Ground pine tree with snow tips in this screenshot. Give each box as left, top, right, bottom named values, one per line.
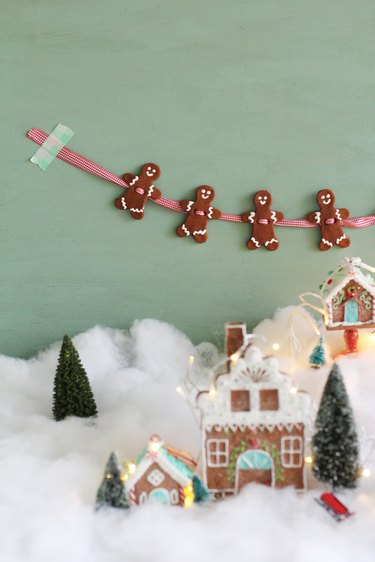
left=312, top=363, right=359, bottom=489
left=52, top=335, right=98, bottom=421
left=96, top=452, right=130, bottom=510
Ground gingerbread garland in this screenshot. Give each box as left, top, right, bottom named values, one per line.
left=27, top=128, right=375, bottom=252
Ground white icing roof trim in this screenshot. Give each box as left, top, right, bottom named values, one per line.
left=126, top=450, right=192, bottom=492
left=197, top=345, right=311, bottom=426
left=321, top=257, right=375, bottom=303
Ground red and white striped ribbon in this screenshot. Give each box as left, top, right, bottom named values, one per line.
left=27, top=128, right=375, bottom=229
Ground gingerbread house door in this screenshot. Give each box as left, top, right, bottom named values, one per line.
left=149, top=488, right=170, bottom=504
left=344, top=299, right=359, bottom=323
left=235, top=450, right=274, bottom=492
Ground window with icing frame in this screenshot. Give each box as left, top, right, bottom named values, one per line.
left=259, top=389, right=279, bottom=411
left=231, top=389, right=250, bottom=411
left=207, top=439, right=229, bottom=467
left=280, top=436, right=303, bottom=468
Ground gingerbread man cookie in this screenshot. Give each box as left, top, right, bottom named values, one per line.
left=114, top=163, right=162, bottom=220
left=241, top=190, right=283, bottom=251
left=176, top=185, right=221, bottom=243
left=307, top=189, right=350, bottom=251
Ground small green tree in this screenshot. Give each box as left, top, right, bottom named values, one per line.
left=96, top=452, right=130, bottom=510
left=192, top=475, right=210, bottom=504
left=309, top=337, right=327, bottom=369
left=52, top=335, right=98, bottom=421
left=312, top=363, right=359, bottom=489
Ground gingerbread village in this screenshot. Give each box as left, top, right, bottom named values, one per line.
left=71, top=258, right=374, bottom=508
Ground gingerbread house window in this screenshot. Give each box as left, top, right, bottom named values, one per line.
left=147, top=469, right=165, bottom=487
left=207, top=439, right=229, bottom=467
left=259, top=389, right=279, bottom=411
left=281, top=436, right=303, bottom=468
left=231, top=390, right=250, bottom=412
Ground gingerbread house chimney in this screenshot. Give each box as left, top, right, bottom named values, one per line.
left=225, top=322, right=247, bottom=358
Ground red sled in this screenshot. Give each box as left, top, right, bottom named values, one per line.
left=315, top=492, right=354, bottom=522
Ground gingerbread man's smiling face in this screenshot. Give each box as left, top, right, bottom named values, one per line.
left=142, top=163, right=160, bottom=181
left=254, top=190, right=272, bottom=208
left=197, top=185, right=215, bottom=203
left=317, top=189, right=335, bottom=207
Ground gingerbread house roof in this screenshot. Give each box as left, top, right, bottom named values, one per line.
left=197, top=345, right=311, bottom=431
left=126, top=437, right=194, bottom=491
left=320, top=257, right=375, bottom=303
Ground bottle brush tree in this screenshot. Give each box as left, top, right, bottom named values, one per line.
left=96, top=452, right=130, bottom=510
left=309, top=336, right=327, bottom=369
left=192, top=475, right=210, bottom=504
left=52, top=335, right=98, bottom=421
left=312, top=363, right=359, bottom=489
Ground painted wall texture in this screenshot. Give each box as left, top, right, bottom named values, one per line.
left=1, top=0, right=374, bottom=357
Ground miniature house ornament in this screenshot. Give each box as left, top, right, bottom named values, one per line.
left=320, top=257, right=375, bottom=353
left=195, top=323, right=311, bottom=499
left=125, top=435, right=199, bottom=507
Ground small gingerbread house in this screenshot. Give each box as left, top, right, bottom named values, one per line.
left=125, top=435, right=196, bottom=507
left=320, top=257, right=375, bottom=330
left=196, top=323, right=311, bottom=499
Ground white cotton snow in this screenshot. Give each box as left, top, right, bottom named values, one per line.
left=0, top=313, right=374, bottom=562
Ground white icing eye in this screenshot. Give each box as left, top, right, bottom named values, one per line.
left=152, top=169, right=156, bottom=173
left=206, top=191, right=211, bottom=195
left=202, top=189, right=206, bottom=194
left=147, top=166, right=152, bottom=171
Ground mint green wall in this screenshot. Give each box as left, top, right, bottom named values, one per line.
left=1, top=1, right=375, bottom=357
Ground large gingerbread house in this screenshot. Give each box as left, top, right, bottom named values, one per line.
left=319, top=257, right=375, bottom=330
left=196, top=323, right=311, bottom=499
left=125, top=435, right=196, bottom=507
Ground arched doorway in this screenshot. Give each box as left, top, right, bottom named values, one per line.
left=148, top=488, right=170, bottom=504
left=235, top=449, right=274, bottom=492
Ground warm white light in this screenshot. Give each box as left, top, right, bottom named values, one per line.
left=272, top=343, right=280, bottom=351
left=230, top=353, right=239, bottom=364
left=176, top=385, right=183, bottom=395
left=128, top=462, right=136, bottom=474
left=188, top=355, right=195, bottom=365
left=362, top=467, right=371, bottom=478
left=304, top=455, right=313, bottom=464
left=290, top=386, right=298, bottom=394
left=209, top=386, right=217, bottom=398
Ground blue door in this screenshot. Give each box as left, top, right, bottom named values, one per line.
left=236, top=450, right=274, bottom=491
left=344, top=299, right=358, bottom=323
left=149, top=488, right=170, bottom=504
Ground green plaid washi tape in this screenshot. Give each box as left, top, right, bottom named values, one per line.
left=30, top=124, right=74, bottom=171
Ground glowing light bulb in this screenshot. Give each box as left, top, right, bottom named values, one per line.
left=290, top=386, right=298, bottom=394
left=188, top=355, right=195, bottom=365
left=272, top=343, right=280, bottom=351
left=209, top=386, right=216, bottom=398
left=230, top=353, right=239, bottom=364
left=128, top=462, right=136, bottom=474
left=304, top=456, right=313, bottom=464
left=362, top=467, right=371, bottom=478
left=176, top=385, right=183, bottom=395
left=120, top=474, right=128, bottom=481
left=105, top=473, right=112, bottom=479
